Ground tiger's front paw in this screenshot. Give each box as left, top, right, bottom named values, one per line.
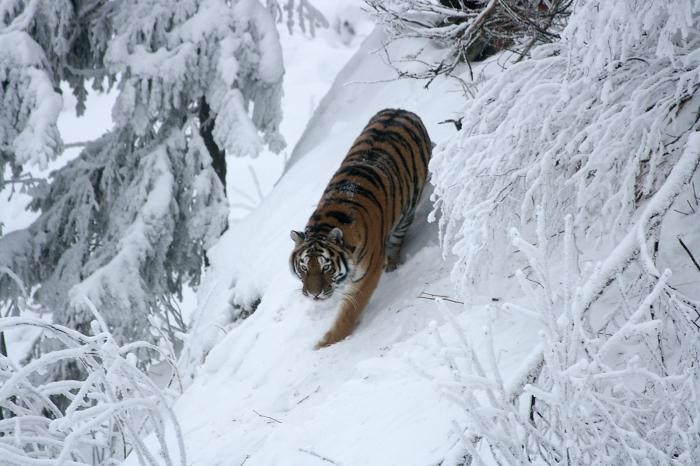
left=384, top=256, right=400, bottom=272
left=314, top=331, right=341, bottom=349
left=313, top=340, right=329, bottom=350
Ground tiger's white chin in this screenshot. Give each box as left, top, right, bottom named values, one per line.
left=302, top=290, right=335, bottom=301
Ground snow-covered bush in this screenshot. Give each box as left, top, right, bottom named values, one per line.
left=366, top=0, right=571, bottom=82
left=0, top=300, right=185, bottom=466
left=432, top=171, right=700, bottom=463
left=428, top=1, right=700, bottom=463
left=431, top=0, right=700, bottom=292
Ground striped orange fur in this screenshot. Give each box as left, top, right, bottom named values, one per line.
left=290, top=108, right=432, bottom=348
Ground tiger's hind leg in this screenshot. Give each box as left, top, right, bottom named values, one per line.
left=384, top=210, right=416, bottom=272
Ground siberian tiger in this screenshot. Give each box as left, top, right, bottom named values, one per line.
left=290, top=108, right=432, bottom=349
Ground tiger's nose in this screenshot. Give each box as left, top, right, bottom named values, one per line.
left=303, top=286, right=322, bottom=299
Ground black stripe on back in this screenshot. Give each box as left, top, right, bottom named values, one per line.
left=325, top=210, right=353, bottom=225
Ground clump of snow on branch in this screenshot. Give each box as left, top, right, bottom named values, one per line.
left=0, top=300, right=185, bottom=466
left=431, top=0, right=700, bottom=292
left=0, top=17, right=61, bottom=173
left=0, top=0, right=117, bottom=179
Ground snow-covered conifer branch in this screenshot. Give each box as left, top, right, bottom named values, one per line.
left=266, top=0, right=328, bottom=37
left=0, top=0, right=116, bottom=180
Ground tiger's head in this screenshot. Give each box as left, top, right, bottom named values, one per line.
left=289, top=227, right=351, bottom=300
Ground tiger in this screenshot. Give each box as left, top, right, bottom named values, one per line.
left=290, top=108, right=432, bottom=349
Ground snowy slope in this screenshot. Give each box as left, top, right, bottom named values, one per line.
left=165, top=27, right=542, bottom=466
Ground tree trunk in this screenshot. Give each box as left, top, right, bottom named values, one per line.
left=0, top=331, right=6, bottom=420
left=198, top=98, right=227, bottom=194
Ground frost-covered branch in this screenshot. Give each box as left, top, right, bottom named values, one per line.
left=428, top=2, right=700, bottom=463
left=431, top=0, right=700, bottom=292
left=0, top=304, right=186, bottom=466
left=366, top=0, right=571, bottom=82
left=431, top=201, right=700, bottom=464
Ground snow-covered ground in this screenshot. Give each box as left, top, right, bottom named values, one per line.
left=163, top=19, right=540, bottom=466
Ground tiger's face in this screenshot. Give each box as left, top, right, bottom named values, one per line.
left=290, top=227, right=351, bottom=300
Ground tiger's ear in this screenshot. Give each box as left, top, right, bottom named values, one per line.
left=290, top=230, right=305, bottom=244
left=327, top=227, right=343, bottom=245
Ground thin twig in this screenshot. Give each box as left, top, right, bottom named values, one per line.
left=418, top=291, right=465, bottom=305
left=252, top=409, right=282, bottom=424
left=678, top=237, right=700, bottom=272
left=64, top=141, right=91, bottom=150
left=296, top=385, right=320, bottom=405
left=298, top=448, right=338, bottom=465
left=438, top=117, right=464, bottom=131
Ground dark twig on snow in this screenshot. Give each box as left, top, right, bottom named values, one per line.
left=438, top=117, right=464, bottom=131
left=298, top=448, right=338, bottom=465
left=678, top=237, right=700, bottom=272
left=252, top=409, right=282, bottom=424
left=418, top=291, right=465, bottom=305
left=296, top=385, right=320, bottom=405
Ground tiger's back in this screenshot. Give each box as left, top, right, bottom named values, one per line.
left=290, top=108, right=432, bottom=348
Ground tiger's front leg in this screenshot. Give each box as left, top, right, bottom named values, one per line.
left=314, top=265, right=383, bottom=349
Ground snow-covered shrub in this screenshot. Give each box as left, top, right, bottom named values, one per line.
left=0, top=301, right=185, bottom=466
left=428, top=1, right=700, bottom=463
left=431, top=0, right=700, bottom=292
left=432, top=166, right=700, bottom=463
left=365, top=0, right=571, bottom=82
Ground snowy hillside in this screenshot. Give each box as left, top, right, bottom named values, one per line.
left=3, top=1, right=698, bottom=464
left=165, top=27, right=541, bottom=466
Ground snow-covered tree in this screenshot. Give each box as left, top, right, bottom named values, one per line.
left=0, top=0, right=324, bottom=362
